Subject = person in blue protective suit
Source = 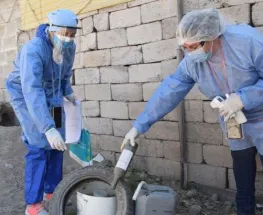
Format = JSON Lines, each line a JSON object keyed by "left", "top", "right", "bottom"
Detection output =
{"left": 122, "top": 8, "right": 263, "bottom": 215}
{"left": 6, "top": 9, "right": 80, "bottom": 215}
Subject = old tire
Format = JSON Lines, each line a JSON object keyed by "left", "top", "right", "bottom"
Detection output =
{"left": 49, "top": 165, "right": 134, "bottom": 215}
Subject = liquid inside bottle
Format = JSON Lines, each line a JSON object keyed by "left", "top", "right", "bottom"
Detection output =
{"left": 111, "top": 141, "right": 138, "bottom": 189}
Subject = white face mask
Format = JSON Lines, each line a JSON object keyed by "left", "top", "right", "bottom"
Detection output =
{"left": 52, "top": 34, "right": 74, "bottom": 65}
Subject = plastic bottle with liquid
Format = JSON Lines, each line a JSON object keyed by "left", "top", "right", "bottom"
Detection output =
{"left": 111, "top": 141, "right": 138, "bottom": 189}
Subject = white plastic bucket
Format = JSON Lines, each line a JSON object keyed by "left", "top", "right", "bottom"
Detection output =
{"left": 76, "top": 181, "right": 117, "bottom": 215}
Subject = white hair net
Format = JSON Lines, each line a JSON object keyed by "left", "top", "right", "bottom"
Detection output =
{"left": 176, "top": 8, "right": 225, "bottom": 45}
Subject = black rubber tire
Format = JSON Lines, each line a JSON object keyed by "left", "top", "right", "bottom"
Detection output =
{"left": 49, "top": 164, "right": 134, "bottom": 215}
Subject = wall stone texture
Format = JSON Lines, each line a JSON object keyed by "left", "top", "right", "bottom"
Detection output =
{"left": 0, "top": 0, "right": 21, "bottom": 99}
{"left": 1, "top": 0, "right": 263, "bottom": 196}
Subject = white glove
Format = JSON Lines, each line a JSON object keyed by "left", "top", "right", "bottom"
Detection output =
{"left": 45, "top": 128, "right": 67, "bottom": 151}
{"left": 121, "top": 127, "right": 139, "bottom": 150}
{"left": 65, "top": 93, "right": 77, "bottom": 106}
{"left": 219, "top": 93, "right": 244, "bottom": 122}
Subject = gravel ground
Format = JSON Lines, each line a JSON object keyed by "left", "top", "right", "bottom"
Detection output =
{"left": 176, "top": 188, "right": 263, "bottom": 215}
{"left": 124, "top": 169, "right": 263, "bottom": 215}
{"left": 176, "top": 189, "right": 236, "bottom": 215}
{"left": 0, "top": 130, "right": 262, "bottom": 215}
{"left": 0, "top": 126, "right": 80, "bottom": 215}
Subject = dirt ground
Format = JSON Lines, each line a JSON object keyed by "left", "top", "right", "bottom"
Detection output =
{"left": 0, "top": 126, "right": 26, "bottom": 215}
{"left": 0, "top": 126, "right": 79, "bottom": 215}
{"left": 1, "top": 126, "right": 263, "bottom": 215}
{"left": 125, "top": 171, "right": 239, "bottom": 215}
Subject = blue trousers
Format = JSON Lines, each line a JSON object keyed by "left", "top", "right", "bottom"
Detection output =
{"left": 232, "top": 147, "right": 263, "bottom": 215}
{"left": 24, "top": 140, "right": 63, "bottom": 204}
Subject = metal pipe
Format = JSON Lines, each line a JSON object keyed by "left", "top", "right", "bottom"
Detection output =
{"left": 176, "top": 0, "right": 187, "bottom": 189}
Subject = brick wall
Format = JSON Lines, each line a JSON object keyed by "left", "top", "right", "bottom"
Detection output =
{"left": 1, "top": 0, "right": 263, "bottom": 192}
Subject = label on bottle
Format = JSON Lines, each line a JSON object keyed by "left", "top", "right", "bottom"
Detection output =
{"left": 116, "top": 149, "right": 134, "bottom": 171}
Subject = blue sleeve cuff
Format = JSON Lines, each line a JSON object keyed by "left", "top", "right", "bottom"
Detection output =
{"left": 63, "top": 87, "right": 73, "bottom": 97}
{"left": 237, "top": 90, "right": 252, "bottom": 110}
{"left": 133, "top": 121, "right": 149, "bottom": 134}
{"left": 44, "top": 124, "right": 55, "bottom": 134}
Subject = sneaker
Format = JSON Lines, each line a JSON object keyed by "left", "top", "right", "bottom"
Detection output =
{"left": 25, "top": 203, "right": 48, "bottom": 215}
{"left": 44, "top": 193, "right": 72, "bottom": 206}
{"left": 43, "top": 193, "right": 53, "bottom": 211}
{"left": 43, "top": 193, "right": 53, "bottom": 201}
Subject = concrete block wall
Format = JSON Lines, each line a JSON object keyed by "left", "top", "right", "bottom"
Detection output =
{"left": 1, "top": 0, "right": 263, "bottom": 192}
{"left": 71, "top": 0, "right": 263, "bottom": 190}
{"left": 0, "top": 0, "right": 21, "bottom": 102}
{"left": 70, "top": 0, "right": 182, "bottom": 181}
{"left": 179, "top": 0, "right": 263, "bottom": 192}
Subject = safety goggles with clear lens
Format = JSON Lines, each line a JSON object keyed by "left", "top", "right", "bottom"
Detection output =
{"left": 181, "top": 41, "right": 205, "bottom": 53}
{"left": 55, "top": 27, "right": 77, "bottom": 38}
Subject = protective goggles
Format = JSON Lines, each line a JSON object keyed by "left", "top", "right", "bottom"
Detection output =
{"left": 181, "top": 41, "right": 205, "bottom": 53}
{"left": 48, "top": 23, "right": 81, "bottom": 35}
{"left": 49, "top": 25, "right": 79, "bottom": 38}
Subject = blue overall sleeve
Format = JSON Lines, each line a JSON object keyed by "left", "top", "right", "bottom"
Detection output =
{"left": 238, "top": 38, "right": 263, "bottom": 110}
{"left": 62, "top": 46, "right": 75, "bottom": 96}
{"left": 133, "top": 61, "right": 195, "bottom": 134}
{"left": 20, "top": 43, "right": 55, "bottom": 133}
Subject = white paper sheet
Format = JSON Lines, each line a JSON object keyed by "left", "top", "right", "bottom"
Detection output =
{"left": 93, "top": 153, "right": 105, "bottom": 163}
{"left": 64, "top": 100, "right": 82, "bottom": 144}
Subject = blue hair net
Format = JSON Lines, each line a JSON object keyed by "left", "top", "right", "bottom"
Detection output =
{"left": 48, "top": 9, "right": 80, "bottom": 32}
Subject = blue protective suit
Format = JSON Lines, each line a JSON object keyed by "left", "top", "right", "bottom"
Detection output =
{"left": 6, "top": 24, "right": 75, "bottom": 204}
{"left": 134, "top": 24, "right": 263, "bottom": 155}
